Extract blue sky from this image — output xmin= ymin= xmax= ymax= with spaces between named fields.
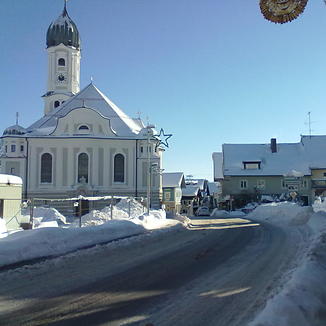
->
xmin=1 ymin=0 xmax=326 ymax=180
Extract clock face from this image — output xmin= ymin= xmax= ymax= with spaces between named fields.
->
xmin=57 ymin=74 xmax=66 ymax=83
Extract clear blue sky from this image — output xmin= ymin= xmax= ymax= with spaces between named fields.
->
xmin=1 ymin=0 xmax=326 ymax=180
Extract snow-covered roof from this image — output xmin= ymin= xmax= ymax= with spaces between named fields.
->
xmin=207 ymin=182 xmax=221 ymax=195
xmin=162 ymin=172 xmax=185 ymax=188
xmin=26 ymin=83 xmax=143 ymax=138
xmin=182 ymin=185 xmax=200 ymax=197
xmin=221 ymin=136 xmax=326 ymax=177
xmin=0 ymin=174 xmax=23 ymax=185
xmin=212 ymin=152 xmax=224 ymax=180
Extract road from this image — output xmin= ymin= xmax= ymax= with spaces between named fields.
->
xmin=0 ymin=217 xmax=308 ymax=326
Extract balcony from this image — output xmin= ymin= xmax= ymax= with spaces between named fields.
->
xmin=311 ymin=179 xmax=326 ymax=188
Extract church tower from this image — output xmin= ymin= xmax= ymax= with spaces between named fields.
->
xmin=43 ymin=1 xmax=81 ymax=115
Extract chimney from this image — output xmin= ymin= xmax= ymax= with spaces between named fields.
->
xmin=271 ymin=138 xmax=277 ymax=153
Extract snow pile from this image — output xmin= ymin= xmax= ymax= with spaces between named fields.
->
xmin=312 ymin=197 xmax=326 ymax=213
xmin=247 ymin=202 xmax=313 ymax=226
xmin=249 ymin=204 xmax=326 ymax=326
xmin=0 ymin=220 xmax=146 ymax=268
xmin=116 ymin=198 xmax=145 ymax=217
xmin=79 ymin=199 xmax=145 ymax=227
xmin=210 ymin=209 xmax=231 ymax=218
xmin=22 ymin=207 xmax=67 ymax=228
xmin=135 ymin=210 xmax=169 ymax=229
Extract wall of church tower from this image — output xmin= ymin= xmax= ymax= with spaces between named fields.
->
xmin=43 ymin=44 xmax=81 ymax=115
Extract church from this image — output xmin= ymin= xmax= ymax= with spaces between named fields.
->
xmin=0 ymin=2 xmax=163 ymax=210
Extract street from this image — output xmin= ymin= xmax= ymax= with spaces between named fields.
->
xmin=0 ymin=217 xmax=307 ymax=326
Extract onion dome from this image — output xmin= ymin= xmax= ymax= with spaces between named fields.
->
xmin=46 ymin=2 xmax=80 ymax=49
xmin=3 ymin=124 xmax=26 ymax=136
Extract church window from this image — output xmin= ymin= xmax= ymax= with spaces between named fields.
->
xmin=20 ymin=145 xmax=24 ymax=152
xmin=54 ymin=101 xmax=60 ymax=108
xmin=58 ymin=58 xmax=65 ymax=66
xmin=41 ymin=153 xmax=52 ymax=183
xmin=11 ymin=145 xmax=16 ymax=152
xmin=78 ymin=153 xmax=89 ymax=183
xmin=140 ymin=146 xmax=143 ymax=153
xmin=79 ymin=125 xmax=89 ymax=131
xmin=114 ymin=154 xmax=125 ymax=183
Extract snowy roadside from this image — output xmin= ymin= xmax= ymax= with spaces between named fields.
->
xmin=0 ymin=198 xmax=182 ymax=269
xmin=248 ymin=202 xmax=326 ymax=326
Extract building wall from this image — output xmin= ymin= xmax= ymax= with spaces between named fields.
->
xmin=0 ymin=183 xmax=22 ymax=230
xmin=223 ymin=175 xmax=311 ymax=200
xmin=1 ymin=137 xmax=162 ymax=208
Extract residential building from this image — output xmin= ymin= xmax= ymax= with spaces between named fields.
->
xmin=162 ymin=172 xmax=186 ymax=216
xmin=213 ymin=136 xmax=326 ymax=206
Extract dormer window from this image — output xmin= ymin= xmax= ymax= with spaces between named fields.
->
xmin=58 ymin=58 xmax=65 ymax=66
xmin=243 ymin=161 xmax=261 ymax=170
xmin=54 ymin=101 xmax=60 ymax=108
xmin=77 ymin=125 xmax=91 ymax=134
xmin=79 ymin=125 xmax=89 ymax=131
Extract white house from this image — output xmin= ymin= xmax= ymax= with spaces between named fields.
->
xmin=0 ymin=3 xmax=163 ymax=212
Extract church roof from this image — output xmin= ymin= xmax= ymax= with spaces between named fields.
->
xmin=3 ymin=124 xmax=26 ymax=136
xmin=27 ymin=83 xmax=143 ymax=137
xmin=46 ymin=2 xmax=80 ymax=49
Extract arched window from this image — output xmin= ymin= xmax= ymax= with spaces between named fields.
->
xmin=58 ymin=58 xmax=65 ymax=66
xmin=114 ymin=154 xmax=125 ymax=182
xmin=78 ymin=153 xmax=89 ymax=183
xmin=41 ymin=153 xmax=52 ymax=183
xmin=54 ymin=101 xmax=60 ymax=108
xmin=78 ymin=125 xmax=89 ymax=131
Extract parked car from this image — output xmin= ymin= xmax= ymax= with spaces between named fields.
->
xmin=196 ymin=206 xmax=210 ymax=216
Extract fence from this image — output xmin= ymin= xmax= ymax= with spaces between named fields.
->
xmin=28 ymin=195 xmax=147 ymax=227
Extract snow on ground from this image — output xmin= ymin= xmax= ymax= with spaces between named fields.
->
xmin=0 ymin=198 xmax=181 ymax=268
xmin=210 ymin=208 xmax=246 ymax=218
xmin=248 ymin=202 xmax=326 ymax=326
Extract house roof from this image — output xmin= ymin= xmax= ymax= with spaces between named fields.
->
xmin=182 ymin=185 xmax=200 ymax=197
xmin=207 ymin=182 xmax=222 ymax=195
xmin=26 ymin=83 xmax=143 ymax=138
xmin=0 ymin=174 xmax=23 ymax=185
xmin=162 ymin=172 xmax=185 ymax=188
xmin=219 ymin=135 xmax=326 ymax=177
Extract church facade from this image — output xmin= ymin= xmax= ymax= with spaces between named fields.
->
xmin=0 ymin=3 xmax=163 ymax=209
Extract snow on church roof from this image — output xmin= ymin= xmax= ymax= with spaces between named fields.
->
xmin=221 ymin=135 xmax=326 ymax=177
xmin=27 ymin=83 xmax=143 ymax=137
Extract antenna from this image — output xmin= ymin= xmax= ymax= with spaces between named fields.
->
xmin=308 ymin=111 xmax=312 ymax=138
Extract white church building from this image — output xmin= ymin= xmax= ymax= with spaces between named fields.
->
xmin=0 ymin=3 xmax=164 ymax=210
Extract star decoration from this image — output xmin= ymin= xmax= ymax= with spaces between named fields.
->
xmin=153 ymin=128 xmax=172 ymax=149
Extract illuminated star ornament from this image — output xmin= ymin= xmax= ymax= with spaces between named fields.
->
xmin=260 ymin=0 xmax=308 ymax=24
xmin=153 ymin=128 xmax=172 ymax=149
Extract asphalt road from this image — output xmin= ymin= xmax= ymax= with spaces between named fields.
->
xmin=0 ymin=217 xmax=306 ymax=326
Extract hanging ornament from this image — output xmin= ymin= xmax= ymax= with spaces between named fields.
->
xmin=260 ymin=0 xmax=309 ymax=24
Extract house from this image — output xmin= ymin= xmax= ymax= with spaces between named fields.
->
xmin=0 ymin=3 xmax=164 ymax=213
xmin=0 ymin=174 xmax=23 ymax=230
xmin=213 ymin=136 xmax=326 ymax=207
xmin=207 ymin=182 xmax=222 ymax=208
xmin=181 ymin=185 xmax=200 ymax=215
xmin=162 ymin=172 xmax=186 ymax=216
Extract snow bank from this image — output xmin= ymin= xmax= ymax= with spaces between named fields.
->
xmin=0 ymin=220 xmax=146 ymax=268
xmin=210 ymin=209 xmax=246 ymax=218
xmin=247 ymin=202 xmax=313 ymax=226
xmin=249 ymin=204 xmax=326 ymax=326
xmin=22 ymin=207 xmax=67 ymax=228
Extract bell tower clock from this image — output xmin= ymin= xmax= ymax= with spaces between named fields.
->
xmin=43 ymin=1 xmax=81 ymax=115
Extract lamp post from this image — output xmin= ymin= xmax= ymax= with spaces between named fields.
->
xmin=146 ymin=124 xmax=155 ymax=214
